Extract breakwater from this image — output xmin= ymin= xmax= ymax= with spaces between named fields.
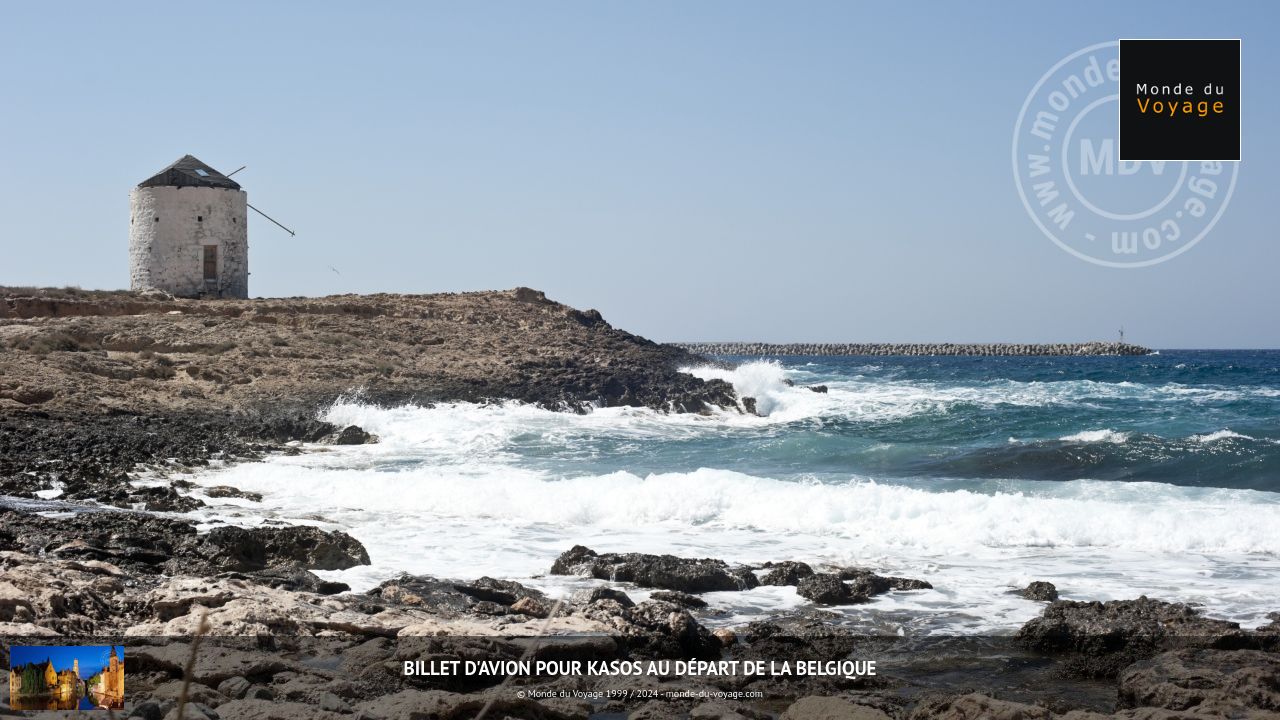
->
xmin=672 ymin=342 xmax=1152 ymax=357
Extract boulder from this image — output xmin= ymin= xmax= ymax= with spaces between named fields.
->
xmin=370 ymin=574 xmax=540 ymax=614
xmin=1016 ymin=596 xmax=1271 ymax=678
xmin=203 ymin=485 xmax=264 ymax=502
xmin=550 ymin=545 xmax=758 ymax=593
xmin=649 ymin=590 xmax=708 ymax=609
xmin=578 ymin=599 xmax=721 ymax=660
xmin=835 ymin=567 xmax=933 ymax=595
xmin=1020 ymin=581 xmax=1060 ymax=602
xmin=759 ymin=561 xmax=815 ymax=587
xmin=330 ymin=425 xmax=375 ymax=445
xmin=571 ymin=586 xmax=635 ymax=607
xmin=217 ymin=675 xmax=252 ymax=700
xmin=1118 ymin=648 xmax=1280 ymax=715
xmin=191 ymin=525 xmax=370 ymax=572
xmin=511 ymin=596 xmax=551 ymax=618
xmin=796 ymin=574 xmax=856 ymax=605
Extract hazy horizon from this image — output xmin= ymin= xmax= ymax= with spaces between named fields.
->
xmin=2 ymin=2 xmax=1277 ymax=348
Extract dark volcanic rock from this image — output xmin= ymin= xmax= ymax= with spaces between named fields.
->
xmin=222 ymin=568 xmax=351 ymax=595
xmin=1019 ymin=581 xmax=1059 ymax=602
xmin=759 ymin=561 xmax=815 ymax=587
xmin=733 ymin=612 xmax=861 ymax=664
xmin=551 ymin=545 xmax=758 ymax=593
xmin=1016 ymin=596 xmax=1273 ymax=678
xmin=453 ymin=576 xmax=548 ymax=606
xmin=1260 ymin=612 xmax=1280 ymax=633
xmin=369 ymin=574 xmax=547 ymax=616
xmin=579 ymin=599 xmax=722 ymax=660
xmin=0 ymin=506 xmax=369 ymax=578
xmin=836 ymin=567 xmax=933 ymax=595
xmin=649 ymin=590 xmax=709 ymax=609
xmin=794 ymin=569 xmax=931 ymax=606
xmin=573 ymin=586 xmax=636 ymax=607
xmin=330 ymin=424 xmax=375 ymax=445
xmin=1118 ymin=648 xmax=1280 ymax=715
xmin=203 ymin=485 xmax=264 ymax=502
xmin=127 ymin=484 xmax=206 ymax=512
xmin=191 ymin=525 xmax=371 ymax=572
xmin=0 ymin=505 xmax=194 ymax=573
xmin=796 ymin=574 xmax=857 ymax=605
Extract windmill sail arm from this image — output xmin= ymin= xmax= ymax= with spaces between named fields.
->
xmin=247 ymin=203 xmax=296 ymax=236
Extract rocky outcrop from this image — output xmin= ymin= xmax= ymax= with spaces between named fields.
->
xmin=674 ymin=342 xmax=1153 ymax=357
xmin=192 ymin=525 xmax=371 ymax=572
xmin=1016 ymin=596 xmax=1274 ymax=678
xmin=368 ymin=574 xmax=550 ymax=617
xmin=795 ymin=569 xmax=932 ymax=606
xmin=759 ymin=561 xmax=815 ymax=586
xmin=577 ymin=595 xmax=722 ymax=660
xmin=550 ymin=545 xmax=759 ymax=593
xmin=1020 ymin=581 xmax=1060 ymax=602
xmin=0 ymin=506 xmax=369 ymax=578
xmin=796 ymin=574 xmax=855 ymax=605
xmin=0 ymin=288 xmax=739 ymax=417
xmin=327 ymin=424 xmax=377 ymax=445
xmin=1117 ymin=648 xmax=1280 ymax=715
xmin=836 ymin=567 xmax=933 ymax=595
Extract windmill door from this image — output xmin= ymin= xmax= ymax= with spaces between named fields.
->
xmin=203 ymin=245 xmax=218 ymax=290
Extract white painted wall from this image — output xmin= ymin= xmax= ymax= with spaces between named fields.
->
xmin=129 ymin=186 xmax=248 ymax=298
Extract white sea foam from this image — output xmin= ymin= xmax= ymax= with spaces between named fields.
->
xmin=681 ymin=361 xmax=1268 ymax=424
xmin=1059 ymin=429 xmax=1130 ymax=444
xmin=174 ymin=395 xmax=1280 ymax=634
xmin=158 ymin=360 xmax=1280 ymax=633
xmin=1191 ymin=429 xmax=1255 ymax=443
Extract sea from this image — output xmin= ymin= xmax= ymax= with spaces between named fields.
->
xmin=181 ymin=350 xmax=1280 ymax=635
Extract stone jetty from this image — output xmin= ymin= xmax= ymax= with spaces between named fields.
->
xmin=672 ymin=342 xmax=1152 ymax=357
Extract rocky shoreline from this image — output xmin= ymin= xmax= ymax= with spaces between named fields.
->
xmin=1 ymin=287 xmax=1276 ymax=718
xmin=0 ymin=287 xmax=739 ymax=508
xmin=672 ymin=342 xmax=1153 ymax=356
xmin=2 ymin=531 xmax=1277 ymax=718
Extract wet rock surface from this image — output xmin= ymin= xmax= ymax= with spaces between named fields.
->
xmin=3 ymin=547 xmax=1278 ymax=719
xmin=795 ymin=569 xmax=932 ymax=606
xmin=1020 ymin=580 xmax=1060 ymax=602
xmin=2 ymin=290 xmax=1276 ymax=719
xmin=759 ymin=560 xmax=815 ymax=586
xmin=1118 ymin=648 xmax=1280 ymax=715
xmin=0 ymin=506 xmax=370 ymax=577
xmin=550 ymin=545 xmax=759 ymax=593
xmin=1016 ymin=596 xmax=1276 ymax=678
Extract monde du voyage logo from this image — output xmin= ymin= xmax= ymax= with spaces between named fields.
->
xmin=1013 ymin=40 xmax=1241 ymax=268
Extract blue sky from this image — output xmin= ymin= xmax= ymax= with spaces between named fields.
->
xmin=9 ymin=645 xmax=123 ymax=678
xmin=1 ymin=1 xmax=1276 ymax=347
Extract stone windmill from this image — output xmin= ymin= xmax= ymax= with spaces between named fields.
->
xmin=129 ymin=155 xmax=293 ymax=298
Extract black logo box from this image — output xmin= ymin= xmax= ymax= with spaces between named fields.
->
xmin=1119 ymin=39 xmax=1240 ymax=161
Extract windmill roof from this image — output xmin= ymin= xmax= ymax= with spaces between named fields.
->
xmin=137 ymin=155 xmax=241 ymax=190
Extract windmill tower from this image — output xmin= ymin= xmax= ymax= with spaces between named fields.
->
xmin=129 ymin=155 xmax=249 ymax=298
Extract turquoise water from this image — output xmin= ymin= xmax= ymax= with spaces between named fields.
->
xmin=187 ymin=350 xmax=1280 ymax=634
xmin=681 ymin=351 xmax=1280 ymax=492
